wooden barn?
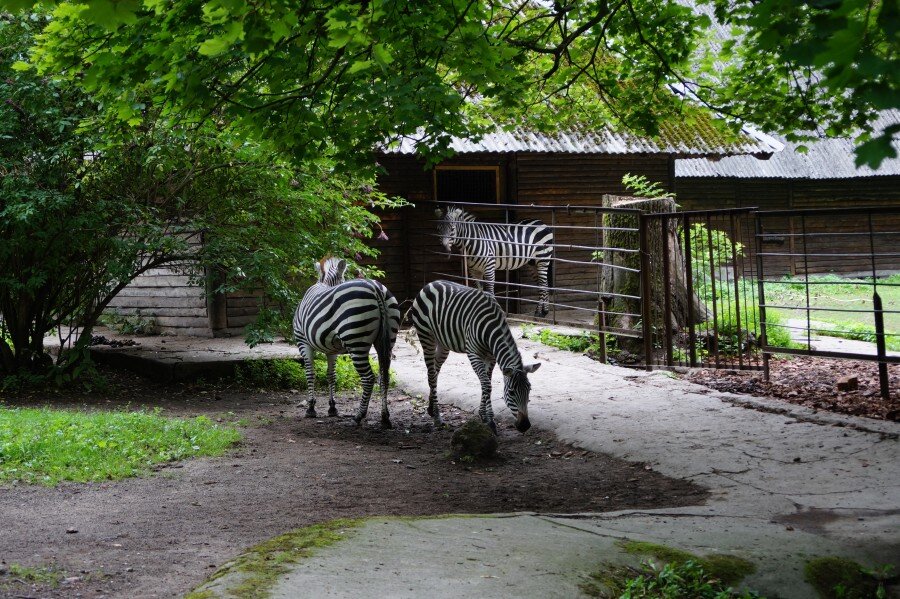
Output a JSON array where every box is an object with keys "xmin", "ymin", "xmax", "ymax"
[
  {"xmin": 675, "ymin": 110, "xmax": 900, "ymax": 276},
  {"xmin": 370, "ymin": 122, "xmax": 781, "ymax": 314}
]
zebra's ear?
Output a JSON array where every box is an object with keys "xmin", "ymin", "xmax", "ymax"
[
  {"xmin": 314, "ymin": 261, "xmax": 323, "ymax": 281},
  {"xmin": 522, "ymin": 363, "xmax": 541, "ymax": 374},
  {"xmin": 335, "ymin": 259, "xmax": 347, "ymax": 279},
  {"xmin": 434, "ymin": 207, "xmax": 443, "ymax": 218}
]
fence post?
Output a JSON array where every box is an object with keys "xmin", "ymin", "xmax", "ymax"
[
  {"xmin": 683, "ymin": 214, "xmax": 698, "ymax": 367},
  {"xmin": 639, "ymin": 213, "xmax": 653, "ymax": 370},
  {"xmin": 661, "ymin": 217, "xmax": 674, "ymax": 366},
  {"xmin": 754, "ymin": 213, "xmax": 770, "ymax": 381}
]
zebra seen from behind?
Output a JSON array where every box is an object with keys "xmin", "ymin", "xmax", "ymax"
[
  {"xmin": 436, "ymin": 205, "xmax": 554, "ymax": 317},
  {"xmin": 292, "ymin": 257, "xmax": 400, "ymax": 428},
  {"xmin": 411, "ymin": 280, "xmax": 540, "ymax": 434}
]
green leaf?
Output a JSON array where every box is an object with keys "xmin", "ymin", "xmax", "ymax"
[
  {"xmin": 348, "ymin": 59, "xmax": 373, "ymax": 74},
  {"xmin": 372, "ymin": 43, "xmax": 393, "ymax": 67}
]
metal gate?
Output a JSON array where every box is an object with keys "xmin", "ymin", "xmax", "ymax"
[{"xmin": 417, "ymin": 200, "xmax": 898, "ymax": 395}]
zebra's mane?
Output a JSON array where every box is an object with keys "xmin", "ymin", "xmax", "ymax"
[{"xmin": 445, "ymin": 205, "xmax": 477, "ymax": 222}]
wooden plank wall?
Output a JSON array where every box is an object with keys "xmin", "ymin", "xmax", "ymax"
[
  {"xmin": 106, "ymin": 262, "xmax": 212, "ymax": 336},
  {"xmin": 515, "ymin": 154, "xmax": 671, "ymax": 310},
  {"xmin": 677, "ymin": 176, "xmax": 900, "ymax": 276}
]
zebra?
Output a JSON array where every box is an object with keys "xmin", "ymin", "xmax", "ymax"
[
  {"xmin": 410, "ymin": 280, "xmax": 540, "ymax": 434},
  {"xmin": 436, "ymin": 205, "xmax": 554, "ymax": 317},
  {"xmin": 292, "ymin": 257, "xmax": 401, "ymax": 428}
]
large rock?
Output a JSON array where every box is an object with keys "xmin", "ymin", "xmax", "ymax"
[{"xmin": 451, "ymin": 419, "xmax": 498, "ymax": 461}]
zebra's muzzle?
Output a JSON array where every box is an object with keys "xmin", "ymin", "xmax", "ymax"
[{"xmin": 515, "ymin": 415, "xmax": 531, "ymax": 433}]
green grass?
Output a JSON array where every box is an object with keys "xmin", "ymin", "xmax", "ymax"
[
  {"xmin": 521, "ymin": 325, "xmax": 603, "ymax": 353},
  {"xmin": 1, "ymin": 563, "xmax": 63, "ymax": 588},
  {"xmin": 0, "ymin": 407, "xmax": 241, "ymax": 485},
  {"xmin": 763, "ymin": 274, "xmax": 900, "ymax": 345}
]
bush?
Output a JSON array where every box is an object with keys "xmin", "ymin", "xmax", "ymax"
[
  {"xmin": 235, "ymin": 357, "xmax": 395, "ymax": 391},
  {"xmin": 620, "ymin": 560, "xmax": 762, "ymax": 599}
]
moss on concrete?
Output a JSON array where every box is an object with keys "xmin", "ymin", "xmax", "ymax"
[
  {"xmin": 804, "ymin": 556, "xmax": 885, "ymax": 599},
  {"xmin": 185, "ymin": 514, "xmax": 498, "ymax": 599},
  {"xmin": 185, "ymin": 518, "xmax": 363, "ymax": 599},
  {"xmin": 618, "ymin": 539, "xmax": 756, "ymax": 585}
]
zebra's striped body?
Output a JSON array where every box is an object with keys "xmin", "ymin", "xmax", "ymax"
[
  {"xmin": 292, "ymin": 258, "xmax": 400, "ymax": 427},
  {"xmin": 437, "ymin": 206, "xmax": 554, "ymax": 316},
  {"xmin": 411, "ymin": 280, "xmax": 540, "ymax": 433}
]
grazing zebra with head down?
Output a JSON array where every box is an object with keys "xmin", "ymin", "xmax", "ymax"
[
  {"xmin": 292, "ymin": 257, "xmax": 400, "ymax": 427},
  {"xmin": 411, "ymin": 280, "xmax": 540, "ymax": 434},
  {"xmin": 436, "ymin": 205, "xmax": 554, "ymax": 317}
]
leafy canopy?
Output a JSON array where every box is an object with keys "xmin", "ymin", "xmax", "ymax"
[{"xmin": 8, "ymin": 0, "xmax": 896, "ymax": 168}]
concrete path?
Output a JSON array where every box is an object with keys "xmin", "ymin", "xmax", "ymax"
[{"xmin": 195, "ymin": 325, "xmax": 900, "ymax": 598}]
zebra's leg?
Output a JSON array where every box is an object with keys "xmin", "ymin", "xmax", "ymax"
[
  {"xmin": 467, "ymin": 352, "xmax": 497, "ymax": 435},
  {"xmin": 301, "ymin": 343, "xmax": 318, "ymax": 418},
  {"xmin": 535, "ymin": 260, "xmax": 550, "ymax": 317},
  {"xmin": 379, "ymin": 358, "xmax": 392, "ymax": 429},
  {"xmin": 348, "ymin": 346, "xmax": 377, "ymax": 426},
  {"xmin": 483, "ymin": 257, "xmax": 496, "ymax": 296},
  {"xmin": 326, "ymin": 353, "xmax": 338, "ymax": 417},
  {"xmin": 470, "ymin": 266, "xmax": 484, "ymax": 291},
  {"xmin": 423, "ymin": 337, "xmax": 449, "ymax": 428}
]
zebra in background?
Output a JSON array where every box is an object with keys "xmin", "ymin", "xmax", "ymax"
[
  {"xmin": 293, "ymin": 257, "xmax": 400, "ymax": 428},
  {"xmin": 436, "ymin": 205, "xmax": 554, "ymax": 317},
  {"xmin": 411, "ymin": 280, "xmax": 540, "ymax": 434}
]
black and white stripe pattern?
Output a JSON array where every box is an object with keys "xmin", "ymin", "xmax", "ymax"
[
  {"xmin": 437, "ymin": 205, "xmax": 554, "ymax": 316},
  {"xmin": 292, "ymin": 258, "xmax": 401, "ymax": 427},
  {"xmin": 411, "ymin": 280, "xmax": 540, "ymax": 434}
]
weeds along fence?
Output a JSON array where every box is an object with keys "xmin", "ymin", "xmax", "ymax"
[
  {"xmin": 415, "ymin": 200, "xmax": 898, "ymax": 389},
  {"xmin": 640, "ymin": 208, "xmax": 763, "ymax": 370},
  {"xmin": 756, "ymin": 206, "xmax": 900, "ymax": 399}
]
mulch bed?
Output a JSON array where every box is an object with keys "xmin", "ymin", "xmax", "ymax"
[
  {"xmin": 687, "ymin": 355, "xmax": 900, "ymax": 421},
  {"xmin": 0, "ymin": 369, "xmax": 706, "ymax": 598}
]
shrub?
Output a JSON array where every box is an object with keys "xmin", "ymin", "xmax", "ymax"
[{"xmin": 235, "ymin": 357, "xmax": 395, "ymax": 391}]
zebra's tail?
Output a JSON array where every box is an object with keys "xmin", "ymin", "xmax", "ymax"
[{"xmin": 372, "ymin": 283, "xmax": 392, "ymax": 394}]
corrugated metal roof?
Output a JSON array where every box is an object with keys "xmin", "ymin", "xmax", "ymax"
[
  {"xmin": 382, "ymin": 119, "xmax": 782, "ymax": 158},
  {"xmin": 676, "ymin": 110, "xmax": 900, "ymax": 179}
]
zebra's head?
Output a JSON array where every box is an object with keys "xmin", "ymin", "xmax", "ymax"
[
  {"xmin": 436, "ymin": 205, "xmax": 473, "ymax": 254},
  {"xmin": 502, "ymin": 362, "xmax": 540, "ymax": 433},
  {"xmin": 315, "ymin": 257, "xmax": 347, "ymax": 287}
]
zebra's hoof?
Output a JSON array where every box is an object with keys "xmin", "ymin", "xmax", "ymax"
[
  {"xmin": 488, "ymin": 421, "xmax": 498, "ymax": 436},
  {"xmin": 534, "ymin": 307, "xmax": 548, "ymax": 317},
  {"xmin": 352, "ymin": 416, "xmax": 363, "ymax": 427},
  {"xmin": 304, "ymin": 409, "xmax": 317, "ymax": 418},
  {"xmin": 381, "ymin": 417, "xmax": 393, "ymax": 429},
  {"xmin": 327, "ymin": 407, "xmax": 338, "ymax": 417}
]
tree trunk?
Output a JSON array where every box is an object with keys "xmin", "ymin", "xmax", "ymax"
[{"xmin": 599, "ymin": 195, "xmax": 709, "ymax": 352}]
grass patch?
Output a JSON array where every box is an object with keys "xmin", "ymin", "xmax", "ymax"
[
  {"xmin": 764, "ymin": 274, "xmax": 900, "ymax": 337},
  {"xmin": 185, "ymin": 519, "xmax": 363, "ymax": 599},
  {"xmin": 0, "ymin": 407, "xmax": 241, "ymax": 485},
  {"xmin": 521, "ymin": 325, "xmax": 602, "ymax": 353},
  {"xmin": 0, "ymin": 563, "xmax": 64, "ymax": 588},
  {"xmin": 804, "ymin": 556, "xmax": 894, "ymax": 599},
  {"xmin": 235, "ymin": 357, "xmax": 395, "ymax": 391}
]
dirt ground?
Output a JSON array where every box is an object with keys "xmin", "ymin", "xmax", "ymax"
[
  {"xmin": 687, "ymin": 356, "xmax": 900, "ymax": 421},
  {"xmin": 0, "ymin": 370, "xmax": 706, "ymax": 599}
]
